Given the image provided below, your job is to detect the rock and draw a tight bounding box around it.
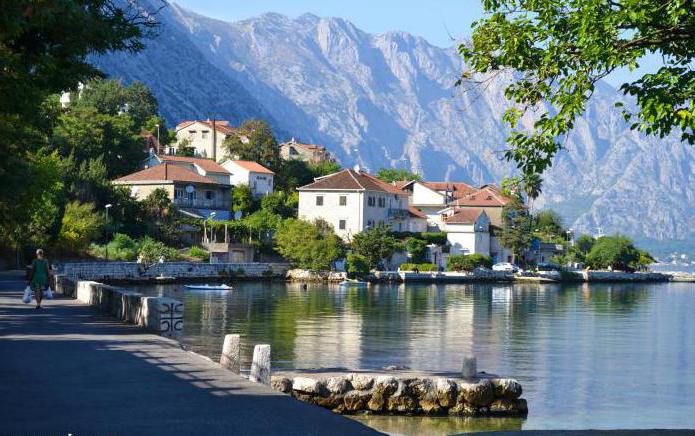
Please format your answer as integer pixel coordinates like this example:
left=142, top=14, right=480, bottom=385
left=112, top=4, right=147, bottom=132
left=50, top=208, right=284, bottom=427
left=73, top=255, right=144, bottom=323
left=349, top=373, right=374, bottom=390
left=448, top=401, right=478, bottom=416
left=386, top=381, right=417, bottom=413
left=491, top=378, right=523, bottom=400
left=489, top=398, right=527, bottom=415
left=292, top=376, right=322, bottom=394
left=368, top=376, right=399, bottom=411
left=314, top=394, right=344, bottom=409
left=270, top=376, right=292, bottom=393
left=344, top=390, right=372, bottom=412
left=459, top=379, right=494, bottom=407
left=409, top=378, right=441, bottom=414
left=326, top=376, right=351, bottom=394
left=435, top=378, right=457, bottom=408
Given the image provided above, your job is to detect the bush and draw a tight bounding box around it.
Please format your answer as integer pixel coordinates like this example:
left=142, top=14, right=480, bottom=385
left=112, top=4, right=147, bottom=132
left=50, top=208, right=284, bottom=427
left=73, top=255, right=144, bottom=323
left=399, top=263, right=438, bottom=272
left=57, top=201, right=103, bottom=254
left=138, top=237, right=181, bottom=263
left=88, top=233, right=139, bottom=260
left=447, top=254, right=493, bottom=272
left=346, top=253, right=370, bottom=276
left=275, top=218, right=344, bottom=271
left=404, top=237, right=428, bottom=263
left=421, top=232, right=447, bottom=245
left=187, top=246, right=209, bottom=260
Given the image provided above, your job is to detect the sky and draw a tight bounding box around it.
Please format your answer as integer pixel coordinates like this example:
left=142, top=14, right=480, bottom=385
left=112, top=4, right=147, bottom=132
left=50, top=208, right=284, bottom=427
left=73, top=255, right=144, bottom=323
left=174, top=0, right=659, bottom=87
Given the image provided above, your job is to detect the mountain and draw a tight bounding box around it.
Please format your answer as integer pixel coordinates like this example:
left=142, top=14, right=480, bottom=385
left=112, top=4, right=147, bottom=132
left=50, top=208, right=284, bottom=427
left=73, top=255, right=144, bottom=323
left=93, top=2, right=695, bottom=256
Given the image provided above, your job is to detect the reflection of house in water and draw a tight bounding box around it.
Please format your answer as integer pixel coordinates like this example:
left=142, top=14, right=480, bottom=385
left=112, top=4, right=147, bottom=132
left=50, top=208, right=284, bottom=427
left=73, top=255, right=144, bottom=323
left=292, top=309, right=363, bottom=369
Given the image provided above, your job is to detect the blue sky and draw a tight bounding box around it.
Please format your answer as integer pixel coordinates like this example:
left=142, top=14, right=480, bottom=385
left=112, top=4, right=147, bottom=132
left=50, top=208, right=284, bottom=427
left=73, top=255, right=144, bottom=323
left=174, top=0, right=658, bottom=87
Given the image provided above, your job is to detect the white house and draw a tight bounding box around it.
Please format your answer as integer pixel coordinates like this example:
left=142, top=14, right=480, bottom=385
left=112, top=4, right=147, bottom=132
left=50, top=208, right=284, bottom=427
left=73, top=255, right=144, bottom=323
left=220, top=160, right=274, bottom=197
left=297, top=168, right=411, bottom=241
left=442, top=208, right=491, bottom=256
left=397, top=181, right=478, bottom=231
left=174, top=120, right=243, bottom=161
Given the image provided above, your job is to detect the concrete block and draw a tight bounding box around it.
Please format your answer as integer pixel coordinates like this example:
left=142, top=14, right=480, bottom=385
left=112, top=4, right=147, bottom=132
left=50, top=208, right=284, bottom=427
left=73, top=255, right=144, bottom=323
left=462, top=356, right=477, bottom=380
left=140, top=297, right=184, bottom=337
left=220, top=334, right=241, bottom=373
left=249, top=344, right=271, bottom=385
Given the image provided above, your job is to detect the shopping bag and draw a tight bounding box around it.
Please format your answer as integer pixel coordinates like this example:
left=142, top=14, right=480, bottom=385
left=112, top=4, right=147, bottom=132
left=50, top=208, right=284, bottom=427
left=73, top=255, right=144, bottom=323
left=22, top=286, right=32, bottom=304
left=44, top=287, right=54, bottom=300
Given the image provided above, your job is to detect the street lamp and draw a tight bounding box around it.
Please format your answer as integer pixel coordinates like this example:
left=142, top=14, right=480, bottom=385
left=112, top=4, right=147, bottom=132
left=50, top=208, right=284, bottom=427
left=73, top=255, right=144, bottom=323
left=207, top=212, right=217, bottom=263
left=155, top=123, right=161, bottom=153
left=105, top=204, right=113, bottom=260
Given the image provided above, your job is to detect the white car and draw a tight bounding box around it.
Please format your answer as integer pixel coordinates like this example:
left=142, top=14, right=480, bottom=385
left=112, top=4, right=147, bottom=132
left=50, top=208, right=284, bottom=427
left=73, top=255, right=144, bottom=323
left=493, top=262, right=519, bottom=273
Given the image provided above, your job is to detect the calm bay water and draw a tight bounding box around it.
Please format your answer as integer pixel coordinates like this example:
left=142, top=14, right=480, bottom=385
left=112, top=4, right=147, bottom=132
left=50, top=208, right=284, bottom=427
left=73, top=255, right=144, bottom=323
left=126, top=281, right=695, bottom=433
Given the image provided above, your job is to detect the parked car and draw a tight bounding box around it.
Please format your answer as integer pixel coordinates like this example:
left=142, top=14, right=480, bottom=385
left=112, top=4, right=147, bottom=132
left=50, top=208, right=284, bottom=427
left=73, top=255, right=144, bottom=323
left=492, top=262, right=519, bottom=273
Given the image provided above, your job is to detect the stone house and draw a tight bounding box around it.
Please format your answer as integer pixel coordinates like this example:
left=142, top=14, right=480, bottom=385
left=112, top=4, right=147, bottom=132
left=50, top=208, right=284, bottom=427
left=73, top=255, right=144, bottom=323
left=297, top=168, right=411, bottom=241
left=220, top=160, right=275, bottom=197
left=278, top=138, right=333, bottom=164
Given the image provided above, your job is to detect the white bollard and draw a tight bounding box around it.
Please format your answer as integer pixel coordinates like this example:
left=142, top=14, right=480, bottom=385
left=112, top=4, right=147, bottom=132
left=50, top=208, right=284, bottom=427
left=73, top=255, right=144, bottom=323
left=462, top=356, right=477, bottom=380
left=249, top=344, right=271, bottom=385
left=220, top=334, right=241, bottom=374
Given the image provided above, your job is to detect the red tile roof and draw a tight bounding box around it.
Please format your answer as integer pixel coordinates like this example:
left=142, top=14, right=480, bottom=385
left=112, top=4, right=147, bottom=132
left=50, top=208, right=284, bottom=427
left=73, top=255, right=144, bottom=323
left=175, top=120, right=238, bottom=135
left=282, top=140, right=327, bottom=153
left=157, top=155, right=230, bottom=174
left=408, top=206, right=427, bottom=219
left=226, top=160, right=275, bottom=175
left=422, top=181, right=477, bottom=197
left=452, top=186, right=510, bottom=207
left=113, top=163, right=219, bottom=185
left=445, top=208, right=485, bottom=224
left=299, top=169, right=406, bottom=194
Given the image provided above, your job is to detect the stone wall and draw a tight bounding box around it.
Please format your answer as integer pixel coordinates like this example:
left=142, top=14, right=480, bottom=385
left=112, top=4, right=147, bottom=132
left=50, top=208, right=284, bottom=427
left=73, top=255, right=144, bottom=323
left=269, top=373, right=527, bottom=417
left=57, top=261, right=290, bottom=282
left=53, top=274, right=183, bottom=337
left=582, top=271, right=670, bottom=282
left=286, top=269, right=347, bottom=282
left=400, top=270, right=515, bottom=283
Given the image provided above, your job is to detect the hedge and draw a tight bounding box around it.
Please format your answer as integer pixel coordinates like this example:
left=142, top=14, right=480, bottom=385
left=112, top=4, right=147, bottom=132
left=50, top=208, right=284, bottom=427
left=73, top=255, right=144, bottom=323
left=446, top=254, right=493, bottom=272
left=399, top=263, right=438, bottom=272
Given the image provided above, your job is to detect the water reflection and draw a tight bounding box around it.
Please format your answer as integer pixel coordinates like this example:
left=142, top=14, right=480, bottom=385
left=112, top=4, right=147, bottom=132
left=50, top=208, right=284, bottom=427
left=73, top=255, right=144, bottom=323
left=126, top=281, right=695, bottom=430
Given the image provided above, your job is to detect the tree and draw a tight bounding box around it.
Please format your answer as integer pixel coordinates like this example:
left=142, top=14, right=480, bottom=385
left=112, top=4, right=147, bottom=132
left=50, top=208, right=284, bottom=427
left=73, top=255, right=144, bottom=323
left=175, top=138, right=196, bottom=157
left=460, top=0, right=695, bottom=176
left=405, top=237, right=428, bottom=263
left=346, top=253, right=370, bottom=277
left=499, top=195, right=533, bottom=264
left=260, top=191, right=296, bottom=218
left=351, top=225, right=399, bottom=269
left=533, top=209, right=565, bottom=240
left=275, top=219, right=344, bottom=271
left=141, top=188, right=180, bottom=245
left=574, top=234, right=596, bottom=257
left=585, top=235, right=642, bottom=271
left=447, top=254, right=493, bottom=272
left=275, top=160, right=342, bottom=192
left=57, top=202, right=103, bottom=254
left=232, top=184, right=256, bottom=214
left=522, top=173, right=543, bottom=209
left=376, top=168, right=422, bottom=183
left=224, top=120, right=280, bottom=170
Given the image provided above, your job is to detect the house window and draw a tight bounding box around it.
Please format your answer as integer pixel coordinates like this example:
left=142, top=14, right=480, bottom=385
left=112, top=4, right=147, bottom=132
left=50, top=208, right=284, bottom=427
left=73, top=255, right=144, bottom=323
left=367, top=196, right=376, bottom=207
left=174, top=189, right=184, bottom=199
left=188, top=130, right=196, bottom=139
left=339, top=196, right=347, bottom=206
left=339, top=220, right=346, bottom=230
left=205, top=190, right=215, bottom=200
left=378, top=197, right=385, bottom=207
left=201, top=130, right=209, bottom=139
left=316, top=195, right=324, bottom=206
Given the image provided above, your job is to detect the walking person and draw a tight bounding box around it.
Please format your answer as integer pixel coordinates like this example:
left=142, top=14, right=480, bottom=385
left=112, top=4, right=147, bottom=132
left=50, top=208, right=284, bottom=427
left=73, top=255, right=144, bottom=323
left=28, top=249, right=51, bottom=309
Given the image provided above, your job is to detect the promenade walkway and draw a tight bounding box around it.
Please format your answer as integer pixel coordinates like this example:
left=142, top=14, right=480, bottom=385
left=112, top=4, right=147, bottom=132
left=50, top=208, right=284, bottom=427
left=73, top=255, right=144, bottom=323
left=0, top=272, right=377, bottom=435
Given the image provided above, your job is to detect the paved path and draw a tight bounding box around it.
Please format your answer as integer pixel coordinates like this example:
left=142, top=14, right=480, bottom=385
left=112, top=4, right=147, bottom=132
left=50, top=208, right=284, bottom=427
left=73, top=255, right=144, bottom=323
left=0, top=272, right=378, bottom=435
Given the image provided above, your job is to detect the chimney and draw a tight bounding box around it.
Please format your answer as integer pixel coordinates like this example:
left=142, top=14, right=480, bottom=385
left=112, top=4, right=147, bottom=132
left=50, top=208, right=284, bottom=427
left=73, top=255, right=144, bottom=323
left=211, top=119, right=217, bottom=162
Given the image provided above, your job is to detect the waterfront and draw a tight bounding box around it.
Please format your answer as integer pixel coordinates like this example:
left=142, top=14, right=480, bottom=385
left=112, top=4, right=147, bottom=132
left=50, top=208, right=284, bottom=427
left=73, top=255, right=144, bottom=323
left=126, top=281, right=695, bottom=433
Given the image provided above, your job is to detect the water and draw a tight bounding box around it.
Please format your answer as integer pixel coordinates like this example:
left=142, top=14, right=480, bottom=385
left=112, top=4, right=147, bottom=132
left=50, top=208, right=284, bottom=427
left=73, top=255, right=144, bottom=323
left=125, top=281, right=695, bottom=433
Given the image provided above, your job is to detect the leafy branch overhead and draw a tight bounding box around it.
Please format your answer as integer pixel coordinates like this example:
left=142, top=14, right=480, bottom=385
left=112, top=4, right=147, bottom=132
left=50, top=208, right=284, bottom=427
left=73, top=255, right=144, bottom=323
left=459, top=0, right=695, bottom=175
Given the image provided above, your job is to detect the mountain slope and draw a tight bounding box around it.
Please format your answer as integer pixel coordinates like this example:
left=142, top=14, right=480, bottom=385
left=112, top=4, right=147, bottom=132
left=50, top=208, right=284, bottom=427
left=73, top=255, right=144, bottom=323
left=93, top=2, right=695, bottom=255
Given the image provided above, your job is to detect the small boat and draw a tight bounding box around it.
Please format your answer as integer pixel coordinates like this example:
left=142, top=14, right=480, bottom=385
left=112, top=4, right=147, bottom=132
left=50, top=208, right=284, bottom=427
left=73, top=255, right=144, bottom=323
left=184, top=284, right=233, bottom=291
left=338, top=279, right=369, bottom=287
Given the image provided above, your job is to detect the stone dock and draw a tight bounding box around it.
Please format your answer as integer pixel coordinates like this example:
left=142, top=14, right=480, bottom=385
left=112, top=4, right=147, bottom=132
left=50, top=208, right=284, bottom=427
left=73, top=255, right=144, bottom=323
left=269, top=369, right=527, bottom=417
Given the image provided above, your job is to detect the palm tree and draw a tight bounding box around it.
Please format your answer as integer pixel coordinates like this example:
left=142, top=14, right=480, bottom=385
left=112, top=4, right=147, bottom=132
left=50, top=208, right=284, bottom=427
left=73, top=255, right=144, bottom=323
left=521, top=173, right=543, bottom=211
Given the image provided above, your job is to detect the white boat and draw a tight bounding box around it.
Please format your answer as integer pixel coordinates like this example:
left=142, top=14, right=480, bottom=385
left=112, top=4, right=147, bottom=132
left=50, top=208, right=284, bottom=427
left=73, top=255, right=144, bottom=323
left=338, top=280, right=368, bottom=287
left=184, top=284, right=233, bottom=291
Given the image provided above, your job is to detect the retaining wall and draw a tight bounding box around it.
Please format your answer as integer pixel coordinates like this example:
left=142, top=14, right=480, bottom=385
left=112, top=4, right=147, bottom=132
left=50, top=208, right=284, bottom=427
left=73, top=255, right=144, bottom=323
left=57, top=261, right=290, bottom=282
left=53, top=274, right=183, bottom=337
left=270, top=372, right=527, bottom=417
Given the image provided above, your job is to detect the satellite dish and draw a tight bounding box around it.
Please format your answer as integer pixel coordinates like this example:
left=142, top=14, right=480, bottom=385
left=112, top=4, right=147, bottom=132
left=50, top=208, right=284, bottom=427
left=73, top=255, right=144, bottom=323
left=185, top=185, right=194, bottom=193
left=234, top=211, right=243, bottom=220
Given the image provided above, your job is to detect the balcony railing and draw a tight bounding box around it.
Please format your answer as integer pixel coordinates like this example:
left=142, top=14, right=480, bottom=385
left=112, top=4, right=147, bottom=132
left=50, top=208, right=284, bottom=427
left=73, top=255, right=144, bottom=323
left=388, top=208, right=410, bottom=219
left=174, top=198, right=229, bottom=210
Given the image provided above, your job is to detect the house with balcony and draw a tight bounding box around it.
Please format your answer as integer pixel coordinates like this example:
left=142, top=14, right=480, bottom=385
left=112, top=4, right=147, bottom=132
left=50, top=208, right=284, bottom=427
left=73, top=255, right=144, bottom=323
left=112, top=163, right=232, bottom=221
left=279, top=138, right=333, bottom=164
left=396, top=181, right=478, bottom=230
left=142, top=154, right=233, bottom=185
left=297, top=168, right=411, bottom=241
left=220, top=160, right=274, bottom=197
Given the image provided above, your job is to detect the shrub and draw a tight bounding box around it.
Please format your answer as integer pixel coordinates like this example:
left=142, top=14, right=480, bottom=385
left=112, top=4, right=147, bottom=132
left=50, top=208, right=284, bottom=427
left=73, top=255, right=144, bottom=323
left=447, top=254, right=493, bottom=272
left=187, top=246, right=209, bottom=260
left=399, top=263, right=438, bottom=272
left=346, top=253, right=370, bottom=276
left=138, top=237, right=180, bottom=263
left=57, top=201, right=103, bottom=254
left=404, top=237, right=428, bottom=263
left=421, top=232, right=447, bottom=245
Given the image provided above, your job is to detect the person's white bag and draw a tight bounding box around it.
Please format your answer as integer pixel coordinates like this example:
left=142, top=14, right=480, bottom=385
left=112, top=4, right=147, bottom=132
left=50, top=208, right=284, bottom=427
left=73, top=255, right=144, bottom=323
left=44, top=287, right=54, bottom=300
left=22, top=286, right=32, bottom=304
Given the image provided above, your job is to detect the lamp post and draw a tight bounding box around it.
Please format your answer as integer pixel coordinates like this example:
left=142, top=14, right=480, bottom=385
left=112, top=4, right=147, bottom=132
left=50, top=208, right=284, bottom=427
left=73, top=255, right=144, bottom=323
left=208, top=212, right=217, bottom=263
left=155, top=123, right=161, bottom=153
left=105, top=204, right=113, bottom=260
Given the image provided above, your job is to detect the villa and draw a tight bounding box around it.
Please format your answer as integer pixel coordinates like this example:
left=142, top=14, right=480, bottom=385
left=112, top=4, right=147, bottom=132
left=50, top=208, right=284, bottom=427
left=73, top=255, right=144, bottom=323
left=173, top=119, right=244, bottom=161
left=279, top=138, right=333, bottom=164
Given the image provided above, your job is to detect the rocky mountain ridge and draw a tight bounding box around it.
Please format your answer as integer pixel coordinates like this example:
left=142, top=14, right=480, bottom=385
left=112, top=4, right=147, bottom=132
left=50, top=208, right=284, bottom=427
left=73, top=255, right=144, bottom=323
left=93, top=2, right=695, bottom=255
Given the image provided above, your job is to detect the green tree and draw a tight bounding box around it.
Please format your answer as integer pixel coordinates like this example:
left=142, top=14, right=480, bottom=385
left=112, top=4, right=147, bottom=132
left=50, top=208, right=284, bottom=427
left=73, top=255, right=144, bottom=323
left=346, top=253, right=370, bottom=277
left=275, top=219, right=345, bottom=271
left=585, top=235, right=641, bottom=270
left=574, top=234, right=596, bottom=257
left=460, top=0, right=695, bottom=176
left=224, top=120, right=280, bottom=170
left=376, top=168, right=422, bottom=183
left=57, top=201, right=103, bottom=254
left=405, top=237, right=429, bottom=263
left=500, top=176, right=521, bottom=197
left=141, top=188, right=180, bottom=245
left=533, top=209, right=565, bottom=241
left=175, top=138, right=196, bottom=157
left=351, top=225, right=399, bottom=269
left=260, top=191, right=296, bottom=218
left=522, top=173, right=543, bottom=209
left=499, top=195, right=533, bottom=264
left=232, top=184, right=256, bottom=214
left=275, top=160, right=342, bottom=192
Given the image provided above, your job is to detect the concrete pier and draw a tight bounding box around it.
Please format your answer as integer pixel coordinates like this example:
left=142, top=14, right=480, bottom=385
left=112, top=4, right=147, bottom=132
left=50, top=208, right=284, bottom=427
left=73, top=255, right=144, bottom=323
left=250, top=344, right=272, bottom=385
left=220, top=333, right=241, bottom=374
left=0, top=272, right=376, bottom=435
